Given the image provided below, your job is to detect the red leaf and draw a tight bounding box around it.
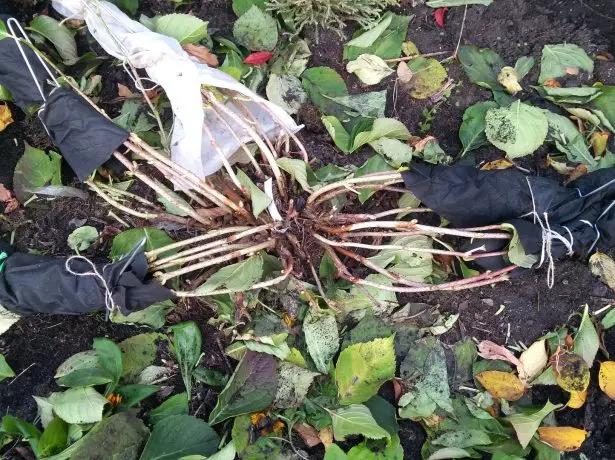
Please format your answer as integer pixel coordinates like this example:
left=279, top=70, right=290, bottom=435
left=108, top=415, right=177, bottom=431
left=243, top=51, right=274, bottom=65
left=434, top=7, right=448, bottom=28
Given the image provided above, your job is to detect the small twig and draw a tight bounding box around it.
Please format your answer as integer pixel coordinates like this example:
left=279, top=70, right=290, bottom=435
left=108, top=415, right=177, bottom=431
left=8, top=363, right=37, bottom=386
left=385, top=51, right=450, bottom=63
left=307, top=172, right=404, bottom=206
left=86, top=179, right=158, bottom=219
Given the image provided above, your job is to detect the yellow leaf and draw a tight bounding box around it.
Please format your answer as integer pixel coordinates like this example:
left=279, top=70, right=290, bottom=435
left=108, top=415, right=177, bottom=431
left=318, top=426, right=333, bottom=449
left=475, top=371, right=525, bottom=401
left=599, top=361, right=615, bottom=400
left=567, top=390, right=587, bottom=409
left=537, top=426, right=588, bottom=452
left=518, top=339, right=548, bottom=385
left=589, top=252, right=615, bottom=291
left=480, top=159, right=513, bottom=170
left=554, top=353, right=590, bottom=393
left=0, top=104, right=14, bottom=132
left=497, top=66, right=522, bottom=94
left=591, top=131, right=610, bottom=156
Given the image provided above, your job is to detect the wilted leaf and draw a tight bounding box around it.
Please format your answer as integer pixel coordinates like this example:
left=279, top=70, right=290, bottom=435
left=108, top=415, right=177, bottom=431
left=13, top=143, right=62, bottom=202
left=567, top=390, right=587, bottom=409
left=400, top=58, right=448, bottom=99
left=194, top=254, right=265, bottom=295
left=591, top=131, right=610, bottom=156
left=485, top=101, right=549, bottom=159
left=170, top=322, right=201, bottom=399
left=554, top=352, right=590, bottom=392
left=336, top=336, right=396, bottom=405
left=0, top=103, right=13, bottom=132
left=0, top=354, right=15, bottom=382
left=330, top=404, right=390, bottom=441
left=589, top=251, right=615, bottom=291
left=519, top=340, right=548, bottom=385
left=294, top=423, right=321, bottom=448
left=598, top=361, right=615, bottom=400
left=266, top=74, right=307, bottom=115
left=459, top=101, right=498, bottom=156
left=111, top=300, right=174, bottom=329
left=233, top=5, right=278, bottom=51
left=154, top=14, right=208, bottom=44
left=67, top=226, right=99, bottom=252
left=276, top=158, right=314, bottom=192
left=481, top=159, right=514, bottom=170
left=573, top=305, right=599, bottom=367
left=505, top=400, right=562, bottom=448
left=304, top=310, right=339, bottom=374
left=497, top=66, right=522, bottom=94
left=539, top=44, right=594, bottom=84
left=29, top=15, right=78, bottom=63
left=117, top=83, right=133, bottom=98
left=475, top=371, right=525, bottom=401
left=209, top=351, right=278, bottom=425
left=52, top=387, right=109, bottom=424
left=347, top=54, right=394, bottom=85
left=537, top=426, right=587, bottom=452
left=183, top=43, right=219, bottom=66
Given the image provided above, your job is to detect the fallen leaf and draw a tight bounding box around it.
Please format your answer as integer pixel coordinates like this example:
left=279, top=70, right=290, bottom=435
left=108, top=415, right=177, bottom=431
left=497, top=66, right=522, bottom=94
left=397, top=61, right=412, bottom=83
left=546, top=156, right=574, bottom=175
left=543, top=78, right=562, bottom=88
left=0, top=183, right=19, bottom=214
left=402, top=41, right=419, bottom=57
left=0, top=104, right=14, bottom=132
left=589, top=251, right=615, bottom=291
left=554, top=352, right=590, bottom=392
left=183, top=44, right=219, bottom=67
left=392, top=377, right=403, bottom=401
left=318, top=426, right=333, bottom=449
left=414, top=136, right=438, bottom=152
left=117, top=83, right=133, bottom=98
left=478, top=341, right=523, bottom=368
left=564, top=67, right=580, bottom=76
left=476, top=371, right=525, bottom=401
left=481, top=159, right=513, bottom=170
left=519, top=340, right=548, bottom=385
left=537, top=426, right=588, bottom=452
left=243, top=51, right=274, bottom=65
left=591, top=131, right=610, bottom=156
left=564, top=164, right=588, bottom=185
left=598, top=361, right=615, bottom=400
left=294, top=423, right=321, bottom=448
left=567, top=390, right=587, bottom=409
left=434, top=8, right=448, bottom=28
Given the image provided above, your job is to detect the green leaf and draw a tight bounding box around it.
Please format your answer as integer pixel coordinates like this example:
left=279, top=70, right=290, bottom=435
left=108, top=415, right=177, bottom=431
left=503, top=223, right=539, bottom=268
left=273, top=362, right=319, bottom=408
left=427, top=448, right=475, bottom=460
left=110, top=227, right=175, bottom=262
left=194, top=254, right=265, bottom=295
left=29, top=16, right=78, bottom=64
left=0, top=354, right=15, bottom=382
left=140, top=415, right=220, bottom=460
left=170, top=322, right=202, bottom=399
left=427, top=0, right=492, bottom=5
left=602, top=308, right=615, bottom=329
left=458, top=45, right=505, bottom=91
left=459, top=101, right=499, bottom=156
left=432, top=429, right=492, bottom=448
left=276, top=157, right=315, bottom=192
left=13, top=143, right=62, bottom=202
left=52, top=387, right=109, bottom=424
left=594, top=86, right=615, bottom=129
left=94, top=337, right=123, bottom=393
left=119, top=333, right=164, bottom=383
left=266, top=74, right=307, bottom=115
left=330, top=404, right=390, bottom=441
left=539, top=44, right=594, bottom=83
left=485, top=100, right=549, bottom=159
left=324, top=444, right=348, bottom=460
left=344, top=14, right=412, bottom=61
left=353, top=118, right=410, bottom=151
left=208, top=351, right=278, bottom=425
left=336, top=336, right=396, bottom=405
left=347, top=435, right=403, bottom=459
left=117, top=384, right=160, bottom=408
left=56, top=368, right=113, bottom=387
left=55, top=351, right=99, bottom=378
left=231, top=415, right=251, bottom=454
left=193, top=366, right=229, bottom=387
left=304, top=310, right=340, bottom=374
left=38, top=417, right=68, bottom=457
left=540, top=85, right=602, bottom=104
left=302, top=66, right=349, bottom=117
left=347, top=54, right=394, bottom=86
left=236, top=170, right=272, bottom=217
left=233, top=5, right=278, bottom=51
left=240, top=334, right=291, bottom=359
left=371, top=137, right=414, bottom=167
left=335, top=274, right=398, bottom=314
left=330, top=91, right=388, bottom=120
left=514, top=56, right=535, bottom=79
left=504, top=400, right=562, bottom=448
left=402, top=58, right=448, bottom=99
left=232, top=0, right=266, bottom=16
left=342, top=313, right=393, bottom=350
left=543, top=110, right=595, bottom=167
left=364, top=396, right=399, bottom=436
left=154, top=14, right=208, bottom=44
left=573, top=304, right=599, bottom=367
left=346, top=13, right=394, bottom=48
left=67, top=226, right=99, bottom=252
left=150, top=393, right=189, bottom=425
left=530, top=437, right=560, bottom=460
left=323, top=116, right=353, bottom=153
left=2, top=415, right=41, bottom=453
left=453, top=339, right=478, bottom=384
left=111, top=300, right=175, bottom=329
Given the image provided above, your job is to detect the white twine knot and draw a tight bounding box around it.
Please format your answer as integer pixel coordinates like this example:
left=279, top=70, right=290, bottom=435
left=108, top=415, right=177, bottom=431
left=65, top=255, right=116, bottom=319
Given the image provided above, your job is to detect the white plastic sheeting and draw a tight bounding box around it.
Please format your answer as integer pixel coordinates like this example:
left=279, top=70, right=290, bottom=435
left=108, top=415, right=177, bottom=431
left=52, top=0, right=300, bottom=181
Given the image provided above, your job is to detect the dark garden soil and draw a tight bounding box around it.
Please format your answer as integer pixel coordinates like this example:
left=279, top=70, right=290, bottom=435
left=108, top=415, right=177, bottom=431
left=1, top=0, right=615, bottom=458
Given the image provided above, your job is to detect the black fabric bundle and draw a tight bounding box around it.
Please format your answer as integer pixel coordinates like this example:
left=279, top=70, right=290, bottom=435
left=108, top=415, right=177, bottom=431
left=402, top=163, right=615, bottom=269
left=0, top=244, right=172, bottom=316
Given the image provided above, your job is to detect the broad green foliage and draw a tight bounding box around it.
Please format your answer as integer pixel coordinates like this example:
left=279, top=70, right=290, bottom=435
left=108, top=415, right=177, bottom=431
left=194, top=254, right=265, bottom=295
left=540, top=86, right=602, bottom=104
left=209, top=352, right=278, bottom=424
left=233, top=5, right=278, bottom=51
left=52, top=387, right=108, bottom=424
left=110, top=227, right=175, bottom=262
left=94, top=337, right=123, bottom=394
left=276, top=158, right=315, bottom=191
left=330, top=404, right=390, bottom=441
left=485, top=101, right=549, bottom=159
left=302, top=66, right=348, bottom=116
left=503, top=223, right=539, bottom=269
left=67, top=226, right=99, bottom=252
left=459, top=101, right=498, bottom=155
left=0, top=354, right=15, bottom=382
left=111, top=300, right=175, bottom=329
left=150, top=393, right=189, bottom=425
left=116, top=384, right=159, bottom=408
left=37, top=417, right=68, bottom=457
left=233, top=0, right=267, bottom=16
left=347, top=435, right=404, bottom=459
left=458, top=45, right=505, bottom=92
left=170, top=322, right=201, bottom=399
left=13, top=143, right=62, bottom=202
left=119, top=332, right=164, bottom=382
left=539, top=44, right=594, bottom=83
left=594, top=86, right=615, bottom=129
left=154, top=14, right=208, bottom=44
left=343, top=13, right=411, bottom=60
left=29, top=16, right=78, bottom=64
left=336, top=336, right=396, bottom=404
left=303, top=310, right=340, bottom=373
left=504, top=401, right=562, bottom=448
left=543, top=110, right=596, bottom=167
left=236, top=170, right=272, bottom=217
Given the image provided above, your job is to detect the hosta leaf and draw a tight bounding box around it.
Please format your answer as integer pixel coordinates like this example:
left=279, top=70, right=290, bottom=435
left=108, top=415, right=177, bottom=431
left=37, top=417, right=68, bottom=457
left=504, top=400, right=562, bottom=448
left=194, top=254, right=265, bottom=295
left=335, top=336, right=396, bottom=405
left=52, top=387, right=109, bottom=424
left=154, top=14, right=208, bottom=45
left=208, top=351, right=277, bottom=425
left=303, top=310, right=339, bottom=374
left=276, top=158, right=315, bottom=192
left=94, top=337, right=123, bottom=392
left=539, top=44, right=594, bottom=84
left=150, top=393, right=189, bottom=425
left=330, top=404, right=390, bottom=441
left=170, top=322, right=201, bottom=399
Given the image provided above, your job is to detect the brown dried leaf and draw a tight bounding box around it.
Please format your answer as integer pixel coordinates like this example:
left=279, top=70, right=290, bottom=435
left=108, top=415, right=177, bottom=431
left=478, top=340, right=523, bottom=368
left=294, top=423, right=321, bottom=448
left=414, top=135, right=437, bottom=152
left=0, top=104, right=14, bottom=132
left=318, top=426, right=333, bottom=449
left=546, top=156, right=574, bottom=175
left=183, top=44, right=219, bottom=67
left=537, top=426, right=588, bottom=452
left=117, top=83, right=133, bottom=98
left=397, top=61, right=413, bottom=83
left=564, top=164, right=588, bottom=185
left=542, top=78, right=562, bottom=88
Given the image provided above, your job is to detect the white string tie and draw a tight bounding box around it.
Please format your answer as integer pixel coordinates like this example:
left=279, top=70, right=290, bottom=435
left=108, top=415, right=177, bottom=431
left=65, top=256, right=116, bottom=318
